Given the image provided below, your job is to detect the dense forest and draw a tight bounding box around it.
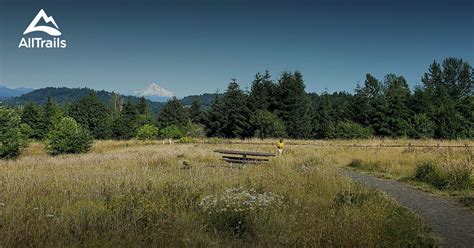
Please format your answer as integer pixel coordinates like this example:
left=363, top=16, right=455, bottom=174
left=3, top=57, right=473, bottom=141
left=5, top=87, right=166, bottom=115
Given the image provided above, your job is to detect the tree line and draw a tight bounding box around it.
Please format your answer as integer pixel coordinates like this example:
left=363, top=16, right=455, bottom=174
left=1, top=57, right=473, bottom=158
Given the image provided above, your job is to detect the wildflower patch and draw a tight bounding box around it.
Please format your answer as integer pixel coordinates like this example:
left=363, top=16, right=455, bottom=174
left=199, top=187, right=285, bottom=238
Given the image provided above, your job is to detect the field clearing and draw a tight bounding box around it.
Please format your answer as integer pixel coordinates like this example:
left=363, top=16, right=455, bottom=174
left=1, top=139, right=472, bottom=246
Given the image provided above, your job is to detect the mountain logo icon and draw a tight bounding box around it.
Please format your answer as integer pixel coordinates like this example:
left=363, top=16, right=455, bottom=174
left=23, top=9, right=61, bottom=36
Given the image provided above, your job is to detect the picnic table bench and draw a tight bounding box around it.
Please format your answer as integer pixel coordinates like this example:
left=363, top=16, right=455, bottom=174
left=214, top=149, right=276, bottom=164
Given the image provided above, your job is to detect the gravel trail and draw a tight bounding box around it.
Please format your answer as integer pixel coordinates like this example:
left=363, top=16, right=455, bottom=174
left=345, top=170, right=474, bottom=248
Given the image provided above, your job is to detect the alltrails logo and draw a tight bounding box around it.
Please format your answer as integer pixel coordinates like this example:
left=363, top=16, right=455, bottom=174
left=18, top=9, right=67, bottom=48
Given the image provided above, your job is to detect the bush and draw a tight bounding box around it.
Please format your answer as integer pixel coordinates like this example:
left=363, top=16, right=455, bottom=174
left=414, top=162, right=439, bottom=184
left=182, top=123, right=205, bottom=138
left=0, top=107, right=27, bottom=159
left=19, top=123, right=34, bottom=140
left=348, top=159, right=363, bottom=168
left=159, top=125, right=184, bottom=139
left=46, top=117, right=93, bottom=155
left=333, top=186, right=374, bottom=208
left=178, top=137, right=194, bottom=143
left=251, top=110, right=287, bottom=139
left=136, top=124, right=158, bottom=140
left=414, top=161, right=472, bottom=191
left=329, top=122, right=373, bottom=139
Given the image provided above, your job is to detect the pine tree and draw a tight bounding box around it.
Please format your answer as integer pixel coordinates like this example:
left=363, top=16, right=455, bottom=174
left=42, top=96, right=63, bottom=133
left=421, top=58, right=473, bottom=138
left=352, top=83, right=371, bottom=126
left=1, top=106, right=27, bottom=159
left=384, top=74, right=412, bottom=137
left=21, top=102, right=45, bottom=140
left=69, top=92, right=112, bottom=139
left=137, top=97, right=148, bottom=115
left=275, top=71, right=313, bottom=138
left=205, top=93, right=226, bottom=137
left=189, top=98, right=205, bottom=124
left=112, top=98, right=139, bottom=139
left=352, top=74, right=389, bottom=136
left=312, top=92, right=334, bottom=139
left=248, top=71, right=275, bottom=112
left=156, top=97, right=188, bottom=128
left=221, top=80, right=252, bottom=138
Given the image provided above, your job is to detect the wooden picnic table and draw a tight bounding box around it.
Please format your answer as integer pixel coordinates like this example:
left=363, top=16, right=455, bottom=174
left=214, top=149, right=275, bottom=164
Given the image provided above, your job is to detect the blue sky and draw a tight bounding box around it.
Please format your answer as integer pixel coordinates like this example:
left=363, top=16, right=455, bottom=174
left=0, top=0, right=473, bottom=97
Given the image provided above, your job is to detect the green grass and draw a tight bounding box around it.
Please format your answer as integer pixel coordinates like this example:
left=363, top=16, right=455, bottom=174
left=345, top=145, right=473, bottom=210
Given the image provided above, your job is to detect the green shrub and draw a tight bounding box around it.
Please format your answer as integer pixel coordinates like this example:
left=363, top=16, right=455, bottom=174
left=46, top=117, right=93, bottom=155
left=19, top=123, right=34, bottom=140
left=136, top=124, right=158, bottom=140
left=0, top=107, right=27, bottom=159
left=414, top=162, right=439, bottom=184
left=182, top=123, right=205, bottom=138
left=159, top=125, right=184, bottom=139
left=348, top=159, right=363, bottom=168
left=251, top=110, right=287, bottom=139
left=329, top=122, right=373, bottom=139
left=333, top=186, right=373, bottom=208
left=444, top=165, right=472, bottom=190
left=414, top=162, right=472, bottom=191
left=178, top=137, right=194, bottom=143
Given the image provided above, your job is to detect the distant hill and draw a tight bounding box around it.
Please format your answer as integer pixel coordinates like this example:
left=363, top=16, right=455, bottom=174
left=0, top=85, right=34, bottom=99
left=181, top=93, right=219, bottom=108
left=5, top=87, right=166, bottom=115
left=4, top=87, right=219, bottom=114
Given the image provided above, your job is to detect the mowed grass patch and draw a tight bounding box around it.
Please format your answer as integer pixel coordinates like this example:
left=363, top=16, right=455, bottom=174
left=0, top=141, right=438, bottom=246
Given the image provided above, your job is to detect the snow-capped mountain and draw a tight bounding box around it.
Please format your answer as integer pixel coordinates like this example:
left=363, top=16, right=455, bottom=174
left=130, top=83, right=174, bottom=102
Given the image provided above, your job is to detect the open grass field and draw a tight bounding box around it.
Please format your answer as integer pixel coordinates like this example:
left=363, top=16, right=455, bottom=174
left=1, top=139, right=472, bottom=247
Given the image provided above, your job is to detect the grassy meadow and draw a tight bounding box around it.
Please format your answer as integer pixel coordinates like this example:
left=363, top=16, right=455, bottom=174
left=1, top=139, right=472, bottom=246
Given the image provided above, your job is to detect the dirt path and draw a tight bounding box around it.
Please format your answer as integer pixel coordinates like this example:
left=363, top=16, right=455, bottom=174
left=345, top=170, right=474, bottom=247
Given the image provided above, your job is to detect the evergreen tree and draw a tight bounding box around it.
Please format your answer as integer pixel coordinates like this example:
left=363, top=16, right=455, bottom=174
left=312, top=92, right=334, bottom=139
left=248, top=71, right=275, bottom=111
left=421, top=58, right=473, bottom=138
left=156, top=97, right=188, bottom=128
left=409, top=87, right=432, bottom=115
left=137, top=97, right=148, bottom=115
left=221, top=80, right=252, bottom=138
left=42, top=96, right=63, bottom=133
left=275, top=71, right=313, bottom=138
left=410, top=113, right=435, bottom=139
left=352, top=83, right=371, bottom=126
left=383, top=74, right=412, bottom=137
left=1, top=107, right=27, bottom=159
left=69, top=92, right=112, bottom=139
left=46, top=117, right=93, bottom=155
left=205, top=93, right=226, bottom=137
left=21, top=102, right=45, bottom=140
left=135, top=97, right=153, bottom=127
left=112, top=98, right=139, bottom=139
left=352, top=74, right=390, bottom=136
left=189, top=98, right=205, bottom=124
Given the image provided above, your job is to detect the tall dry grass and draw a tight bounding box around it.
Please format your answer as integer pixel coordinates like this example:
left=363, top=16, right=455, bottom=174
left=0, top=140, right=445, bottom=246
